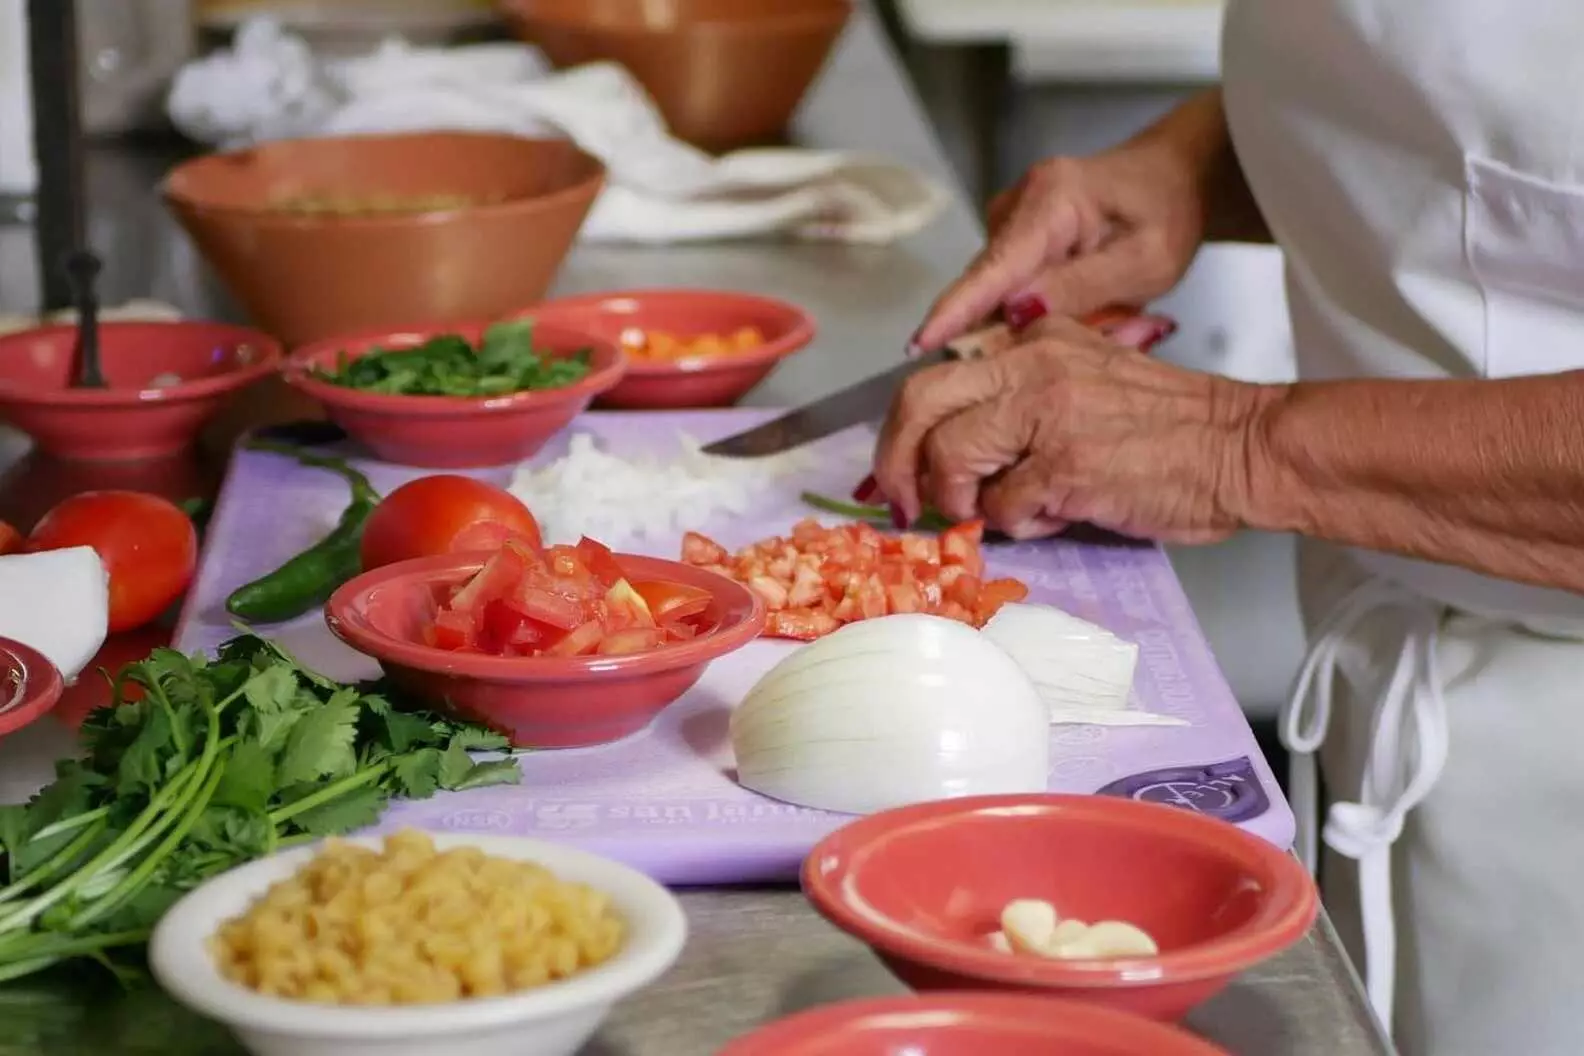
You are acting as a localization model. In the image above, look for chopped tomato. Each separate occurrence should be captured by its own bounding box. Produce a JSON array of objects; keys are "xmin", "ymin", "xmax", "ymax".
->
[
  {"xmin": 426, "ymin": 607, "xmax": 476, "ymax": 651},
  {"xmin": 605, "ymin": 579, "xmax": 657, "ymax": 629},
  {"xmin": 681, "ymin": 516, "xmax": 1028, "ymax": 642},
  {"xmin": 632, "ymin": 580, "xmax": 712, "ymax": 622},
  {"xmin": 598, "ymin": 628, "xmax": 664, "ymax": 655},
  {"xmin": 422, "ymin": 536, "xmax": 708, "ymax": 658},
  {"xmin": 681, "ymin": 531, "xmax": 728, "ymax": 566},
  {"xmin": 0, "ymin": 520, "xmax": 21, "ymax": 556},
  {"xmin": 446, "ymin": 544, "xmax": 527, "ymax": 613},
  {"xmin": 575, "ymin": 536, "xmax": 627, "ymax": 590},
  {"xmin": 545, "ymin": 620, "xmax": 604, "ymax": 657}
]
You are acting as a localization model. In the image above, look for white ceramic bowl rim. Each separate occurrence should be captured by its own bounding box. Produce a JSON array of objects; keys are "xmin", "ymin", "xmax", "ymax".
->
[{"xmin": 148, "ymin": 833, "xmax": 688, "ymax": 1040}]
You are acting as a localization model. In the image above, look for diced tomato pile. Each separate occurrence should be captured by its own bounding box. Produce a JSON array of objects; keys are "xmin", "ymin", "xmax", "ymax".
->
[
  {"xmin": 424, "ymin": 537, "xmax": 717, "ymax": 658},
  {"xmin": 679, "ymin": 518, "xmax": 1030, "ymax": 641}
]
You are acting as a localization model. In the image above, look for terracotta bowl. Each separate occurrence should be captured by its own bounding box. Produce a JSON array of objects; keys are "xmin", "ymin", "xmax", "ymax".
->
[
  {"xmin": 719, "ymin": 994, "xmax": 1232, "ymax": 1056},
  {"xmin": 325, "ymin": 551, "xmax": 765, "ymax": 747},
  {"xmin": 0, "ymin": 321, "xmax": 282, "ymax": 460},
  {"xmin": 511, "ymin": 289, "xmax": 815, "ymax": 409},
  {"xmin": 802, "ymin": 794, "xmax": 1318, "ymax": 1022},
  {"xmin": 163, "ymin": 132, "xmax": 606, "ymax": 347},
  {"xmin": 501, "ymin": 0, "xmax": 852, "ymax": 150},
  {"xmin": 0, "ymin": 636, "xmax": 65, "ymax": 740},
  {"xmin": 285, "ymin": 320, "xmax": 624, "ymax": 468}
]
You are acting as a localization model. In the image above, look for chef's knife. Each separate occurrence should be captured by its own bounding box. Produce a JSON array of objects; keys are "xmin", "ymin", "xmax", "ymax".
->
[{"xmin": 699, "ymin": 324, "xmax": 1014, "ymax": 459}]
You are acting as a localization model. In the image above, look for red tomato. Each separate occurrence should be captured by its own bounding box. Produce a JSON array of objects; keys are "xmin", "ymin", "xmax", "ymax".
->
[
  {"xmin": 360, "ymin": 475, "xmax": 542, "ymax": 572},
  {"xmin": 0, "ymin": 520, "xmax": 21, "ymax": 556},
  {"xmin": 574, "ymin": 537, "xmax": 626, "ymax": 590},
  {"xmin": 632, "ymin": 580, "xmax": 712, "ymax": 622},
  {"xmin": 28, "ymin": 491, "xmax": 198, "ymax": 633}
]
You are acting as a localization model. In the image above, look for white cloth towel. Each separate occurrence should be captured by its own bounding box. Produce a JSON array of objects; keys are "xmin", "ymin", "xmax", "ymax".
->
[{"xmin": 165, "ymin": 19, "xmax": 949, "ymax": 245}]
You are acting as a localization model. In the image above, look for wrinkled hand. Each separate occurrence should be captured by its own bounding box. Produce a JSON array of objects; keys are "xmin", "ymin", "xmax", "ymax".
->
[
  {"xmin": 913, "ymin": 138, "xmax": 1210, "ymax": 354},
  {"xmin": 873, "ymin": 316, "xmax": 1275, "ymax": 543}
]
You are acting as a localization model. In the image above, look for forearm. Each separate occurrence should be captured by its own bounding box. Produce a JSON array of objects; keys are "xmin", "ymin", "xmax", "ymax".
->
[
  {"xmin": 1136, "ymin": 89, "xmax": 1271, "ymax": 245},
  {"xmin": 1239, "ymin": 372, "xmax": 1584, "ymax": 592}
]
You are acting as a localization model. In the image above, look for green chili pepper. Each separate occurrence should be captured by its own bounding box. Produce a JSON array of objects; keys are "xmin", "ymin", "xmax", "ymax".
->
[
  {"xmin": 799, "ymin": 491, "xmax": 953, "ymax": 532},
  {"xmin": 224, "ymin": 441, "xmax": 381, "ymax": 623}
]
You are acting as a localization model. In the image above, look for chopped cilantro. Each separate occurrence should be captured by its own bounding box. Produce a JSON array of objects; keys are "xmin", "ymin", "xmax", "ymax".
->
[{"xmin": 310, "ymin": 319, "xmax": 593, "ymax": 397}]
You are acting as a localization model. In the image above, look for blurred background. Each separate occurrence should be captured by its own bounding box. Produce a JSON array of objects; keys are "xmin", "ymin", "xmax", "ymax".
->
[{"xmin": 0, "ymin": 0, "xmax": 1301, "ymax": 767}]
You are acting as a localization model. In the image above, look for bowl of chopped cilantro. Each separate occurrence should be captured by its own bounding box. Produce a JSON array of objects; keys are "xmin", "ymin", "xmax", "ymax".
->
[{"xmin": 284, "ymin": 318, "xmax": 624, "ymax": 468}]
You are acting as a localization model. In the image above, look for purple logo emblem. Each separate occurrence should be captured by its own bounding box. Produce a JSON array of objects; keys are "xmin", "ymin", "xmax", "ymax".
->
[{"xmin": 1096, "ymin": 757, "xmax": 1269, "ymax": 825}]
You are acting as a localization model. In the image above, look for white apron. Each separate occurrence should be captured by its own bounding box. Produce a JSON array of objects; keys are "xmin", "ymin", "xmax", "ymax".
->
[{"xmin": 1221, "ymin": 2, "xmax": 1584, "ymax": 1052}]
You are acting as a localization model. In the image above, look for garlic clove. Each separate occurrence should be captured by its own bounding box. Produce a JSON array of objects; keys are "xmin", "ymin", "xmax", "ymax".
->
[
  {"xmin": 986, "ymin": 930, "xmax": 1013, "ymax": 954},
  {"xmin": 1049, "ymin": 919, "xmax": 1091, "ymax": 949},
  {"xmin": 999, "ymin": 899, "xmax": 1059, "ymax": 954},
  {"xmin": 1060, "ymin": 920, "xmax": 1160, "ymax": 959}
]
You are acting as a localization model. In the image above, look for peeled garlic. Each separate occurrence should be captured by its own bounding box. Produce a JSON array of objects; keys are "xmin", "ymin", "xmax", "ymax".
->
[
  {"xmin": 992, "ymin": 898, "xmax": 1160, "ymax": 961},
  {"xmin": 1000, "ymin": 899, "xmax": 1058, "ymax": 954}
]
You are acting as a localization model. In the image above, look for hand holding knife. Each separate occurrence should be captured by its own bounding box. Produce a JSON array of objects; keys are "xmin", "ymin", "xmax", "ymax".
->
[{"xmin": 699, "ymin": 301, "xmax": 1176, "ymax": 460}]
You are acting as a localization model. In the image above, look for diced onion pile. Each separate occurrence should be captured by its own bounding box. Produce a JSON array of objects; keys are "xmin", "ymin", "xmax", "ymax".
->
[{"xmin": 508, "ymin": 433, "xmax": 822, "ymax": 546}]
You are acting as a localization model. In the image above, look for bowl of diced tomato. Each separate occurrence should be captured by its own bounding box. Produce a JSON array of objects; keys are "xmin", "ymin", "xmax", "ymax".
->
[
  {"xmin": 325, "ymin": 537, "xmax": 765, "ymax": 748},
  {"xmin": 513, "ymin": 289, "xmax": 815, "ymax": 410}
]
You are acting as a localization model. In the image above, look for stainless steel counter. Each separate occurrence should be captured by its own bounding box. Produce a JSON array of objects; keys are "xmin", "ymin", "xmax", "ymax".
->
[{"xmin": 0, "ymin": 8, "xmax": 1392, "ymax": 1055}]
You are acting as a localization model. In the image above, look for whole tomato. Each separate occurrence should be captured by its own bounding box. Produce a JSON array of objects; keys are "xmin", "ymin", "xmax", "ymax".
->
[
  {"xmin": 360, "ymin": 475, "xmax": 542, "ymax": 572},
  {"xmin": 28, "ymin": 491, "xmax": 199, "ymax": 633},
  {"xmin": 0, "ymin": 520, "xmax": 21, "ymax": 555}
]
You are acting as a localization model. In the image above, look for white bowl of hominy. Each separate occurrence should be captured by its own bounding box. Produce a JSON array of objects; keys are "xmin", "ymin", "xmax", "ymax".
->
[{"xmin": 149, "ymin": 831, "xmax": 688, "ymax": 1056}]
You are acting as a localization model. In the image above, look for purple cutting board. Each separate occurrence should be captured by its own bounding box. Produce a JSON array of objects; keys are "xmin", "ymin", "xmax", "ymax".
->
[{"xmin": 174, "ymin": 409, "xmax": 1294, "ymax": 885}]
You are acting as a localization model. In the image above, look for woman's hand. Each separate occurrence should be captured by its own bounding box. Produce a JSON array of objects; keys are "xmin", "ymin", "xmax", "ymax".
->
[
  {"xmin": 913, "ymin": 90, "xmax": 1250, "ymax": 354},
  {"xmin": 873, "ymin": 315, "xmax": 1278, "ymax": 543}
]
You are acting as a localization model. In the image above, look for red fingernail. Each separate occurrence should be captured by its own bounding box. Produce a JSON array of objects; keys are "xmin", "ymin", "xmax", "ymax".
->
[
  {"xmin": 852, "ymin": 475, "xmax": 879, "ymax": 502},
  {"xmin": 1003, "ymin": 293, "xmax": 1050, "ymax": 331},
  {"xmin": 889, "ymin": 503, "xmax": 909, "ymax": 530}
]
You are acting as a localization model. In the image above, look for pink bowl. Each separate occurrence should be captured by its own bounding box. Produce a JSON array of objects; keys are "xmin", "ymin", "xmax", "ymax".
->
[
  {"xmin": 325, "ymin": 551, "xmax": 765, "ymax": 747},
  {"xmin": 0, "ymin": 637, "xmax": 65, "ymax": 740},
  {"xmin": 511, "ymin": 288, "xmax": 815, "ymax": 409},
  {"xmin": 285, "ymin": 321, "xmax": 625, "ymax": 468},
  {"xmin": 802, "ymin": 794, "xmax": 1318, "ymax": 1021},
  {"xmin": 0, "ymin": 321, "xmax": 282, "ymax": 460},
  {"xmin": 719, "ymin": 994, "xmax": 1232, "ymax": 1056}
]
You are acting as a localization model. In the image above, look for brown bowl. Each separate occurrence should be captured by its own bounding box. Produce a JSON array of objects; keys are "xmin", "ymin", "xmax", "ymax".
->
[
  {"xmin": 500, "ymin": 0, "xmax": 852, "ymax": 151},
  {"xmin": 163, "ymin": 132, "xmax": 606, "ymax": 347}
]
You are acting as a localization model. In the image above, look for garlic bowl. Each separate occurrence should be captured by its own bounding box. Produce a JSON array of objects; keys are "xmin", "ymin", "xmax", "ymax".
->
[{"xmin": 730, "ymin": 614, "xmax": 1049, "ymax": 814}]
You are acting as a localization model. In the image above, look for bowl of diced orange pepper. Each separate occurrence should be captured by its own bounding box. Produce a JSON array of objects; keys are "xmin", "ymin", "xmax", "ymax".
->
[{"xmin": 507, "ymin": 288, "xmax": 815, "ymax": 410}]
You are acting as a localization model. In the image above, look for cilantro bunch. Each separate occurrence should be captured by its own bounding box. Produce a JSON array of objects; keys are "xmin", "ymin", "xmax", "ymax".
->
[
  {"xmin": 0, "ymin": 634, "xmax": 520, "ymax": 983},
  {"xmin": 312, "ymin": 319, "xmax": 593, "ymax": 397}
]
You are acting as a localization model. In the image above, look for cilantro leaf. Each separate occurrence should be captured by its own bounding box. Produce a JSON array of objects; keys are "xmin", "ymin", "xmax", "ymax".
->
[
  {"xmin": 275, "ymin": 693, "xmax": 360, "ymax": 786},
  {"xmin": 388, "ymin": 748, "xmax": 443, "ymax": 799},
  {"xmin": 380, "ymin": 710, "xmax": 444, "ymax": 754},
  {"xmin": 446, "ymin": 726, "xmax": 511, "ymax": 753},
  {"xmin": 448, "ymin": 759, "xmax": 522, "ymax": 792},
  {"xmin": 288, "ymin": 787, "xmax": 389, "ymax": 838},
  {"xmin": 212, "ymin": 742, "xmax": 276, "ymax": 813}
]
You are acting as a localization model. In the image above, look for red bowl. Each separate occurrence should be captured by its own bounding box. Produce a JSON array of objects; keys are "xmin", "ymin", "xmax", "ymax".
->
[
  {"xmin": 0, "ymin": 637, "xmax": 65, "ymax": 739},
  {"xmin": 0, "ymin": 321, "xmax": 282, "ymax": 460},
  {"xmin": 802, "ymin": 794, "xmax": 1318, "ymax": 1021},
  {"xmin": 285, "ymin": 321, "xmax": 625, "ymax": 468},
  {"xmin": 719, "ymin": 994, "xmax": 1232, "ymax": 1056},
  {"xmin": 511, "ymin": 289, "xmax": 815, "ymax": 409},
  {"xmin": 325, "ymin": 551, "xmax": 765, "ymax": 747}
]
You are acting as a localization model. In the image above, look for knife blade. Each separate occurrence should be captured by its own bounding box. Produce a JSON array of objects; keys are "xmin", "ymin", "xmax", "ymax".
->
[{"xmin": 699, "ymin": 325, "xmax": 1011, "ymax": 459}]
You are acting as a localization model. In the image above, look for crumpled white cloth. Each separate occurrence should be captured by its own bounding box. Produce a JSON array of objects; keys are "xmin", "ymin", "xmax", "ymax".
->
[{"xmin": 166, "ymin": 19, "xmax": 949, "ymax": 245}]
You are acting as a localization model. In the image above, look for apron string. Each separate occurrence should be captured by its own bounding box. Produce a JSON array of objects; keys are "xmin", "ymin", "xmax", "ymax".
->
[{"xmin": 1278, "ymin": 578, "xmax": 1452, "ymax": 1033}]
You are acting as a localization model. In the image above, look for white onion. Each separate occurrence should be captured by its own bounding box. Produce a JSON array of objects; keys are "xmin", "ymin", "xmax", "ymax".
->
[
  {"xmin": 981, "ymin": 602, "xmax": 1140, "ymax": 717},
  {"xmin": 730, "ymin": 614, "xmax": 1049, "ymax": 815},
  {"xmin": 0, "ymin": 546, "xmax": 109, "ymax": 682},
  {"xmin": 508, "ymin": 432, "xmax": 827, "ymax": 545}
]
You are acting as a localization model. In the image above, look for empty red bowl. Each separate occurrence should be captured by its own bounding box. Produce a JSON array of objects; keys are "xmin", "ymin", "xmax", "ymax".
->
[
  {"xmin": 719, "ymin": 994, "xmax": 1231, "ymax": 1056},
  {"xmin": 802, "ymin": 794, "xmax": 1317, "ymax": 1021},
  {"xmin": 0, "ymin": 321, "xmax": 282, "ymax": 460},
  {"xmin": 0, "ymin": 637, "xmax": 65, "ymax": 740},
  {"xmin": 513, "ymin": 289, "xmax": 815, "ymax": 409},
  {"xmin": 284, "ymin": 321, "xmax": 625, "ymax": 468},
  {"xmin": 325, "ymin": 551, "xmax": 765, "ymax": 747}
]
